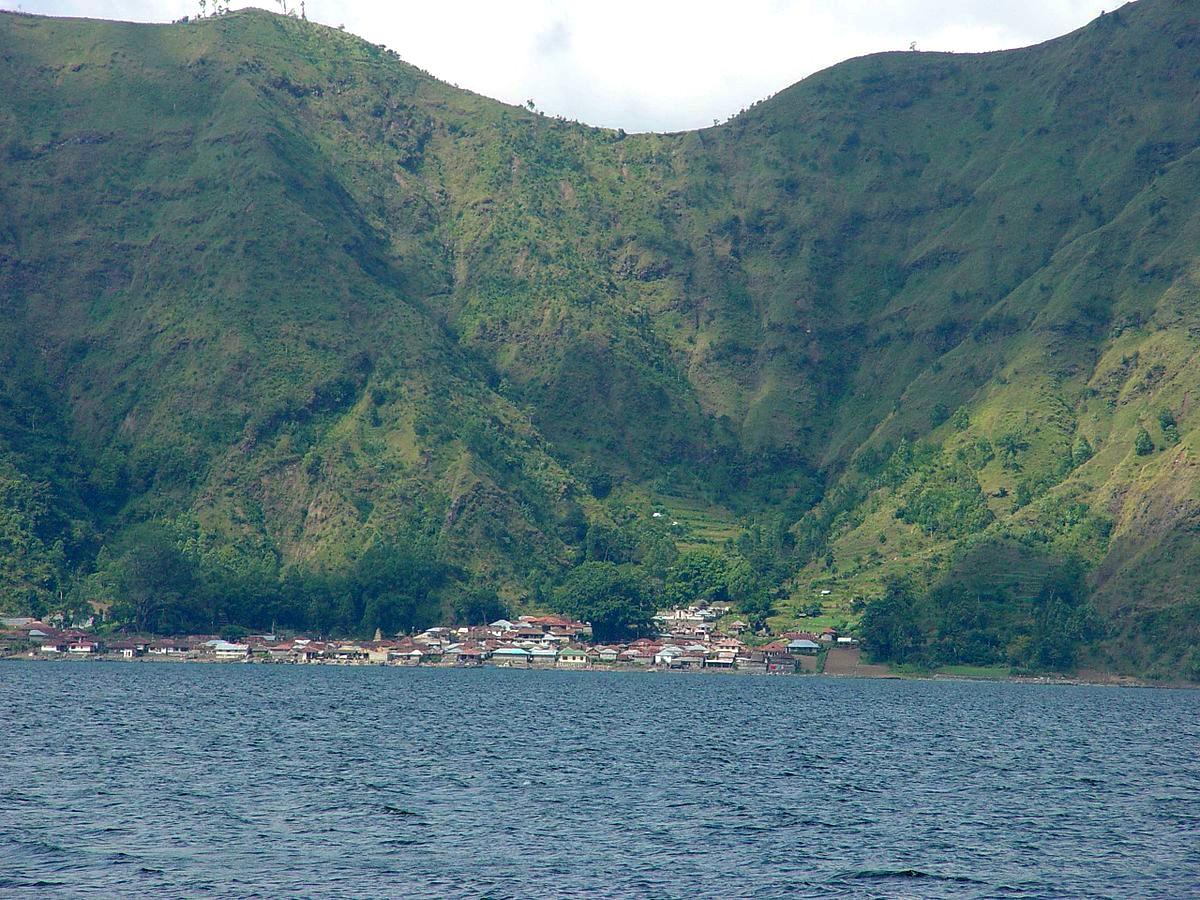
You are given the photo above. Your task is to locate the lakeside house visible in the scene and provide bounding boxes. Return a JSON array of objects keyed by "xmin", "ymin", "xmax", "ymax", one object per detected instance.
[
  {"xmin": 108, "ymin": 639, "xmax": 148, "ymax": 658},
  {"xmin": 150, "ymin": 638, "xmax": 194, "ymax": 656},
  {"xmin": 529, "ymin": 646, "xmax": 557, "ymax": 667},
  {"xmin": 654, "ymin": 645, "xmax": 683, "ymax": 666},
  {"xmin": 788, "ymin": 639, "xmax": 820, "ymax": 655},
  {"xmin": 39, "ymin": 636, "xmax": 66, "ymax": 653},
  {"xmin": 558, "ymin": 647, "xmax": 589, "ymax": 667},
  {"xmin": 211, "ymin": 641, "xmax": 249, "ymax": 660},
  {"xmin": 492, "ymin": 646, "xmax": 531, "ymax": 667},
  {"xmin": 453, "ymin": 646, "xmax": 486, "ymax": 666},
  {"xmin": 595, "ymin": 647, "xmax": 620, "ymax": 663}
]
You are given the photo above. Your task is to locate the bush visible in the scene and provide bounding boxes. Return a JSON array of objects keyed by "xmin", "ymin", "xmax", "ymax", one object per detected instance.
[
  {"xmin": 4, "ymin": 141, "xmax": 36, "ymax": 162},
  {"xmin": 1071, "ymin": 435, "xmax": 1094, "ymax": 467},
  {"xmin": 897, "ymin": 464, "xmax": 994, "ymax": 537},
  {"xmin": 1013, "ymin": 480, "xmax": 1033, "ymax": 509},
  {"xmin": 862, "ymin": 546, "xmax": 1094, "ymax": 670},
  {"xmin": 1134, "ymin": 428, "xmax": 1154, "ymax": 456},
  {"xmin": 1157, "ymin": 409, "xmax": 1180, "ymax": 445}
]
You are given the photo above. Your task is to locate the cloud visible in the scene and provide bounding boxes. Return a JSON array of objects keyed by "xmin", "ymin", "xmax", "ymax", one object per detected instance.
[
  {"xmin": 19, "ymin": 0, "xmax": 1108, "ymax": 131},
  {"xmin": 534, "ymin": 20, "xmax": 570, "ymax": 56}
]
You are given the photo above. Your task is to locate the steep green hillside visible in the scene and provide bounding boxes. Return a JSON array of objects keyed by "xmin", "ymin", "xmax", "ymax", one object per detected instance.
[{"xmin": 1, "ymin": 1, "xmax": 1198, "ymax": 678}]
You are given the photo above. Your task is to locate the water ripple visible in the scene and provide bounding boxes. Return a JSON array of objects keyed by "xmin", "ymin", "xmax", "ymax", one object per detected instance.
[{"xmin": 0, "ymin": 662, "xmax": 1197, "ymax": 898}]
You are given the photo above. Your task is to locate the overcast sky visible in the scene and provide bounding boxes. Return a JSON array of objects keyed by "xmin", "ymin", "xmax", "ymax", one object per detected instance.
[{"xmin": 17, "ymin": 0, "xmax": 1111, "ymax": 132}]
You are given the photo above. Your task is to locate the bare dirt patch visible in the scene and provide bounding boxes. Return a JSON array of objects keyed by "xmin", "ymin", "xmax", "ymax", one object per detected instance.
[{"xmin": 822, "ymin": 647, "xmax": 893, "ymax": 678}]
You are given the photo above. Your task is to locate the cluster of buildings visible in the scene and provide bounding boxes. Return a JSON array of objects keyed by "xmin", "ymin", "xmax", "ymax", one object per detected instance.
[{"xmin": 1, "ymin": 606, "xmax": 856, "ymax": 674}]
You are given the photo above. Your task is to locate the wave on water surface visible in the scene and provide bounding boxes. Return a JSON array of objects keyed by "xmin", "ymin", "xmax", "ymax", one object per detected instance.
[{"xmin": 0, "ymin": 662, "xmax": 1197, "ymax": 899}]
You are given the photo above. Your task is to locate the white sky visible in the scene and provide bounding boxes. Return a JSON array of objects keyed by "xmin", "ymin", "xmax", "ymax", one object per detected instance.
[{"xmin": 16, "ymin": 0, "xmax": 1111, "ymax": 132}]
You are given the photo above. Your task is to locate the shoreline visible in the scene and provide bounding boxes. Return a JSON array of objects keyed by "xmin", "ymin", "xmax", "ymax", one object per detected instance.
[{"xmin": 2, "ymin": 652, "xmax": 1191, "ymax": 690}]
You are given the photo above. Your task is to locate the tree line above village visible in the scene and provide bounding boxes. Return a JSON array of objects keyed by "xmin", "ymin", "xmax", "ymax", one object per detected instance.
[{"xmin": 47, "ymin": 518, "xmax": 782, "ymax": 645}]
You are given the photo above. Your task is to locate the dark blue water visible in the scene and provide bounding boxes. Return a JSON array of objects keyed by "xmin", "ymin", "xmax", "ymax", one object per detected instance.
[{"xmin": 1, "ymin": 662, "xmax": 1197, "ymax": 898}]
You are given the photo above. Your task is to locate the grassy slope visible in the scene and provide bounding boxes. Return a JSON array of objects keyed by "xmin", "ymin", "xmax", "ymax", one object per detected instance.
[
  {"xmin": 0, "ymin": 12, "xmax": 604, "ymax": 595},
  {"xmin": 763, "ymin": 6, "xmax": 1200, "ymax": 678},
  {"xmin": 0, "ymin": 1, "xmax": 1198, "ymax": 674}
]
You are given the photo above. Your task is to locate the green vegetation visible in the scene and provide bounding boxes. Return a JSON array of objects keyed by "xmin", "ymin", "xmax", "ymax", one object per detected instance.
[
  {"xmin": 555, "ymin": 563, "xmax": 654, "ymax": 643},
  {"xmin": 860, "ymin": 544, "xmax": 1097, "ymax": 672},
  {"xmin": 935, "ymin": 664, "xmax": 1014, "ymax": 679},
  {"xmin": 1134, "ymin": 428, "xmax": 1155, "ymax": 456},
  {"xmin": 81, "ymin": 520, "xmax": 451, "ymax": 636},
  {"xmin": 453, "ymin": 585, "xmax": 509, "ymax": 626},
  {"xmin": 896, "ymin": 465, "xmax": 994, "ymax": 538},
  {"xmin": 0, "ymin": 2, "xmax": 1199, "ymax": 677}
]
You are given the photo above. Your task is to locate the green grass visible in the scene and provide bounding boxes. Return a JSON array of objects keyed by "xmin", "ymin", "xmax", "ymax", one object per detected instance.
[
  {"xmin": 935, "ymin": 665, "xmax": 1014, "ymax": 680},
  {"xmin": 650, "ymin": 493, "xmax": 742, "ymax": 549}
]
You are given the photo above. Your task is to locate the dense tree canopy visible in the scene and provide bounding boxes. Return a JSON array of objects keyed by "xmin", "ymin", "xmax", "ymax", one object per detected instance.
[
  {"xmin": 453, "ymin": 584, "xmax": 509, "ymax": 626},
  {"xmin": 859, "ymin": 546, "xmax": 1096, "ymax": 672},
  {"xmin": 109, "ymin": 523, "xmax": 199, "ymax": 633},
  {"xmin": 555, "ymin": 562, "xmax": 655, "ymax": 643}
]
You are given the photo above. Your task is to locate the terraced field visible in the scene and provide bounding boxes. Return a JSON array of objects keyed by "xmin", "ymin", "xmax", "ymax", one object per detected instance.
[{"xmin": 649, "ymin": 494, "xmax": 744, "ymax": 550}]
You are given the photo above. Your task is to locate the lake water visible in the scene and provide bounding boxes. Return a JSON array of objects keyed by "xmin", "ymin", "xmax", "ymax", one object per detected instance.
[{"xmin": 1, "ymin": 662, "xmax": 1197, "ymax": 898}]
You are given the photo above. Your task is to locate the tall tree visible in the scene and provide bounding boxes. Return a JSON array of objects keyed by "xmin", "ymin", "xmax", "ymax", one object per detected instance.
[
  {"xmin": 111, "ymin": 523, "xmax": 196, "ymax": 633},
  {"xmin": 556, "ymin": 562, "xmax": 654, "ymax": 643},
  {"xmin": 859, "ymin": 577, "xmax": 925, "ymax": 665}
]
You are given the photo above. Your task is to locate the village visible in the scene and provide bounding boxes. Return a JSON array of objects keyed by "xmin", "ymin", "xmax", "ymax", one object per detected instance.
[{"xmin": 0, "ymin": 603, "xmax": 861, "ymax": 675}]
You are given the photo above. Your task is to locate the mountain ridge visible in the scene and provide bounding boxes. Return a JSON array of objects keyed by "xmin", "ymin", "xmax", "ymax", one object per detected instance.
[{"xmin": 2, "ymin": 0, "xmax": 1199, "ymax": 679}]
